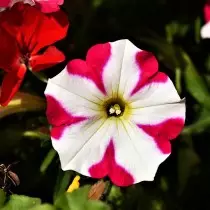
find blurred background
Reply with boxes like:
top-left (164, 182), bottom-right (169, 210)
top-left (0, 0), bottom-right (209, 209)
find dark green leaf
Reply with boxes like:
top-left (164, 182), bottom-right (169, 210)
top-left (53, 170), bottom-right (73, 201)
top-left (182, 52), bottom-right (210, 108)
top-left (0, 189), bottom-right (6, 207)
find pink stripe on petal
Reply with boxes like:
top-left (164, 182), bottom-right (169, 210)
top-left (51, 125), bottom-right (66, 140)
top-left (89, 140), bottom-right (134, 187)
top-left (204, 1), bottom-right (210, 22)
top-left (131, 51), bottom-right (167, 95)
top-left (67, 43), bottom-right (111, 94)
top-left (46, 95), bottom-right (87, 140)
top-left (138, 118), bottom-right (184, 154)
top-left (0, 0), bottom-right (10, 7)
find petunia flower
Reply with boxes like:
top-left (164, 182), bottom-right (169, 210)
top-left (45, 39), bottom-right (186, 187)
top-left (201, 0), bottom-right (210, 38)
top-left (0, 0), bottom-right (63, 13)
top-left (0, 2), bottom-right (69, 106)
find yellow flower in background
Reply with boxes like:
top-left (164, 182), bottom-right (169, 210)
top-left (67, 175), bottom-right (80, 193)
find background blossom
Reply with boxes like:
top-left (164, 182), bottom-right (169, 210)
top-left (0, 2), bottom-right (69, 106)
top-left (0, 0), bottom-right (63, 13)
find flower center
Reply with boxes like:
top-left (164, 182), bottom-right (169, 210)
top-left (20, 53), bottom-right (30, 68)
top-left (104, 98), bottom-right (125, 117)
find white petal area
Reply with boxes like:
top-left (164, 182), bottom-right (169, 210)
top-left (113, 118), bottom-right (169, 182)
top-left (49, 67), bottom-right (105, 103)
top-left (201, 22), bottom-right (210, 39)
top-left (102, 39), bottom-right (141, 99)
top-left (129, 77), bottom-right (181, 107)
top-left (53, 117), bottom-right (116, 175)
top-left (45, 68), bottom-right (105, 117)
top-left (130, 101), bottom-right (185, 125)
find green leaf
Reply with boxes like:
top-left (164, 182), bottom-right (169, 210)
top-left (53, 170), bottom-right (73, 201)
top-left (55, 186), bottom-right (110, 210)
top-left (40, 149), bottom-right (57, 174)
top-left (194, 16), bottom-right (201, 44)
top-left (182, 51), bottom-right (210, 108)
top-left (0, 189), bottom-right (6, 207)
top-left (85, 201), bottom-right (110, 210)
top-left (55, 186), bottom-right (89, 209)
top-left (29, 204), bottom-right (56, 210)
top-left (178, 141), bottom-right (200, 194)
top-left (1, 195), bottom-right (41, 210)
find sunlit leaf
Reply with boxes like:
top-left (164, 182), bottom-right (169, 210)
top-left (29, 204), bottom-right (56, 210)
top-left (1, 195), bottom-right (41, 210)
top-left (55, 186), bottom-right (110, 210)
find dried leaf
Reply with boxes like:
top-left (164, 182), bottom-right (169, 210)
top-left (88, 180), bottom-right (106, 200)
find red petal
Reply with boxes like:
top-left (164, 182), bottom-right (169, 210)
top-left (0, 0), bottom-right (10, 7)
top-left (35, 1), bottom-right (61, 13)
top-left (131, 50), bottom-right (160, 95)
top-left (29, 46), bottom-right (65, 72)
top-left (67, 43), bottom-right (111, 94)
top-left (0, 64), bottom-right (26, 106)
top-left (89, 140), bottom-right (135, 186)
top-left (0, 27), bottom-right (20, 72)
top-left (32, 9), bottom-right (69, 53)
top-left (46, 95), bottom-right (87, 139)
top-left (138, 118), bottom-right (185, 154)
top-left (0, 2), bottom-right (69, 54)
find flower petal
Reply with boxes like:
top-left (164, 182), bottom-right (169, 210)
top-left (46, 95), bottom-right (88, 139)
top-left (129, 73), bottom-right (181, 107)
top-left (0, 0), bottom-right (10, 7)
top-left (204, 1), bottom-right (210, 22)
top-left (102, 40), bottom-right (140, 98)
top-left (0, 65), bottom-right (26, 106)
top-left (35, 0), bottom-right (63, 13)
top-left (101, 39), bottom-right (159, 99)
top-left (52, 117), bottom-right (115, 175)
top-left (90, 119), bottom-right (169, 186)
top-left (67, 43), bottom-right (111, 94)
top-left (131, 102), bottom-right (185, 125)
top-left (201, 21), bottom-right (210, 39)
top-left (45, 67), bottom-right (104, 118)
top-left (30, 46), bottom-right (65, 72)
top-left (138, 118), bottom-right (185, 154)
top-left (0, 27), bottom-right (20, 72)
top-left (0, 2), bottom-right (69, 54)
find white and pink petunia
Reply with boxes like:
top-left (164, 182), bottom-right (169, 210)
top-left (0, 0), bottom-right (63, 13)
top-left (45, 39), bottom-right (186, 187)
top-left (201, 0), bottom-right (210, 38)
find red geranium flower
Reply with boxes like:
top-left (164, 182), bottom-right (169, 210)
top-left (0, 2), bottom-right (69, 106)
top-left (0, 0), bottom-right (64, 13)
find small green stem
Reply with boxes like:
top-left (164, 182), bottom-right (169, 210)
top-left (175, 67), bottom-right (182, 94)
top-left (40, 149), bottom-right (57, 174)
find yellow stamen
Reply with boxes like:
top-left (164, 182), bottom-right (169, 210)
top-left (67, 175), bottom-right (80, 193)
top-left (109, 104), bottom-right (122, 115)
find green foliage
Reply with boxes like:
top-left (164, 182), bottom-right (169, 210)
top-left (0, 187), bottom-right (110, 210)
